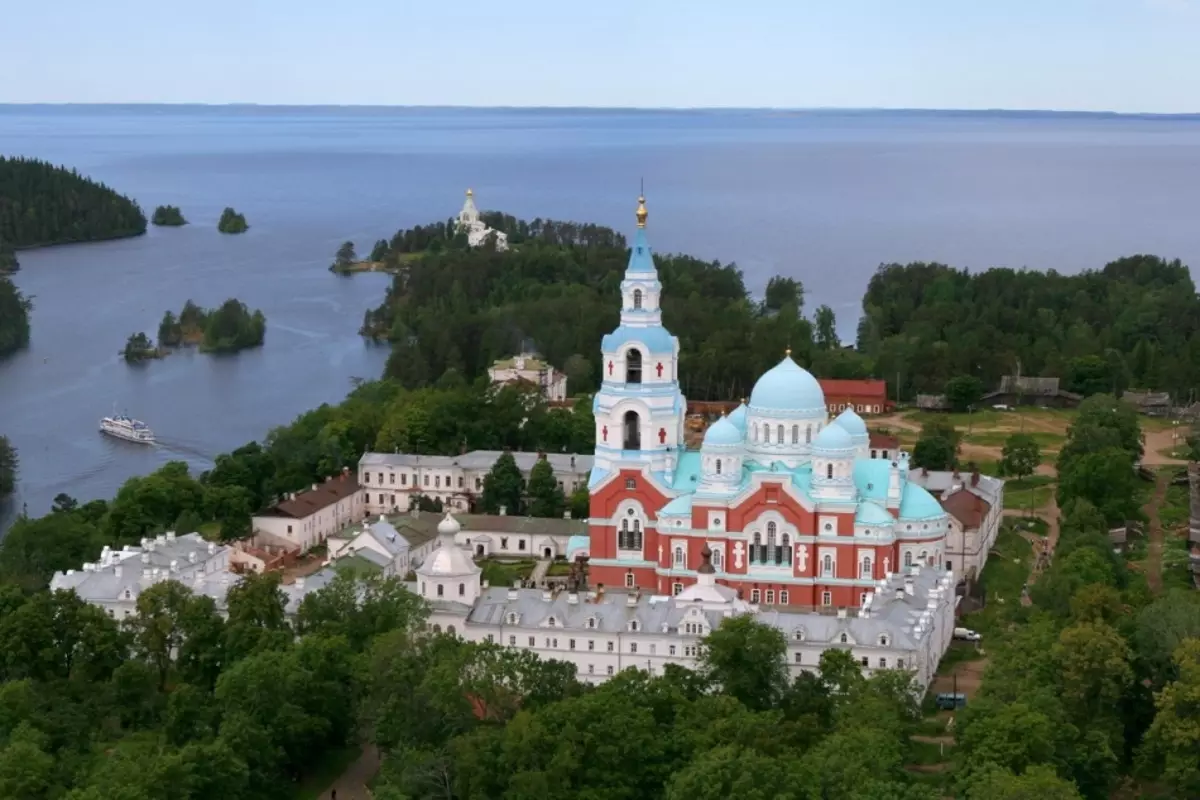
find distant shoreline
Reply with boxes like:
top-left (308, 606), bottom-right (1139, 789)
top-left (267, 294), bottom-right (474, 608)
top-left (2, 104), bottom-right (1199, 120)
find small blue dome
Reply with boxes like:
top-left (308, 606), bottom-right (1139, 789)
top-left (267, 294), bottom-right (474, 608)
top-left (812, 423), bottom-right (854, 452)
top-left (748, 356), bottom-right (825, 414)
top-left (833, 408), bottom-right (868, 438)
top-left (899, 483), bottom-right (945, 520)
top-left (727, 403), bottom-right (748, 432)
top-left (703, 416), bottom-right (743, 447)
top-left (855, 501), bottom-right (895, 526)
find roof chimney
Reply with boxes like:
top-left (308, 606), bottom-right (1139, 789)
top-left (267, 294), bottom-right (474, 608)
top-left (904, 577), bottom-right (914, 596)
top-left (971, 470), bottom-right (980, 487)
top-left (567, 592), bottom-right (579, 605)
top-left (296, 577), bottom-right (306, 591)
top-left (895, 587), bottom-right (905, 601)
top-left (563, 511), bottom-right (572, 520)
top-left (836, 607), bottom-right (847, 619)
top-left (499, 505), bottom-right (507, 516)
top-left (311, 484), bottom-right (318, 492)
top-left (508, 582), bottom-right (519, 600)
top-left (541, 589), bottom-right (552, 602)
top-left (626, 592), bottom-right (638, 607)
top-left (379, 514), bottom-right (386, 523)
top-left (114, 565), bottom-right (122, 579)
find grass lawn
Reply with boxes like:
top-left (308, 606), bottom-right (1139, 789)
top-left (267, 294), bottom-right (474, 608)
top-left (981, 528), bottom-right (1033, 602)
top-left (1160, 483), bottom-right (1190, 531)
top-left (937, 642), bottom-right (986, 674)
top-left (963, 430), bottom-right (1065, 449)
top-left (1002, 475), bottom-right (1055, 511)
top-left (905, 406), bottom-right (1076, 432)
top-left (1158, 445), bottom-right (1192, 460)
top-left (478, 559), bottom-right (537, 587)
top-left (546, 560), bottom-right (574, 576)
top-left (294, 744), bottom-right (360, 800)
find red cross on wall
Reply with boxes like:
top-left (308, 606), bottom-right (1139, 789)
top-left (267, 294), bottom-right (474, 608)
top-left (656, 362), bottom-right (664, 378)
top-left (659, 428), bottom-right (667, 444)
top-left (602, 425), bottom-right (608, 442)
top-left (608, 360), bottom-right (614, 376)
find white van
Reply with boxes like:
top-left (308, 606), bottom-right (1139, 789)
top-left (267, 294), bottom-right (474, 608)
top-left (953, 627), bottom-right (982, 642)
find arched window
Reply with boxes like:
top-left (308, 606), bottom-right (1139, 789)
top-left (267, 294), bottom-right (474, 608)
top-left (447, 625), bottom-right (456, 635)
top-left (437, 584), bottom-right (444, 597)
top-left (792, 424), bottom-right (799, 444)
top-left (767, 521), bottom-right (777, 542)
top-left (826, 463), bottom-right (834, 480)
top-left (839, 633), bottom-right (848, 644)
top-left (626, 349), bottom-right (642, 384)
top-left (777, 424), bottom-right (784, 443)
top-left (919, 550), bottom-right (928, 565)
top-left (806, 425), bottom-right (812, 444)
top-left (715, 459), bottom-right (722, 475)
top-left (674, 546), bottom-right (684, 567)
top-left (861, 557), bottom-right (872, 578)
top-left (421, 582), bottom-right (426, 596)
top-left (633, 289), bottom-right (643, 309)
top-left (764, 426), bottom-right (770, 444)
top-left (620, 519), bottom-right (629, 549)
top-left (433, 623), bottom-right (442, 633)
top-left (752, 424), bottom-right (759, 443)
top-left (623, 410), bottom-right (641, 450)
top-left (752, 531), bottom-right (762, 564)
top-left (712, 549), bottom-right (723, 570)
top-left (904, 551), bottom-right (913, 567)
top-left (458, 582), bottom-right (465, 596)
top-left (781, 533), bottom-right (792, 565)
top-left (823, 554), bottom-right (833, 576)
top-left (633, 520), bottom-right (643, 550)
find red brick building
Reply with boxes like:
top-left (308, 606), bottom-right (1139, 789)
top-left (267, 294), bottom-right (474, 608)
top-left (819, 379), bottom-right (891, 415)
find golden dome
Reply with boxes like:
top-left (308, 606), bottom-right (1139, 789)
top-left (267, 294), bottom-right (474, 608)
top-left (466, 188), bottom-right (473, 197)
top-left (635, 195), bottom-right (648, 228)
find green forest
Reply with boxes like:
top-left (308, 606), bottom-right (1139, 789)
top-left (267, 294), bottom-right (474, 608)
top-left (151, 205), bottom-right (188, 226)
top-left (857, 256), bottom-right (1200, 400)
top-left (0, 239), bottom-right (17, 273)
top-left (361, 214), bottom-right (852, 399)
top-left (218, 208), bottom-right (249, 234)
top-left (0, 277), bottom-right (32, 358)
top-left (0, 156), bottom-right (146, 248)
top-left (360, 213), bottom-right (1200, 403)
top-left (122, 332), bottom-right (159, 363)
top-left (158, 299), bottom-right (266, 354)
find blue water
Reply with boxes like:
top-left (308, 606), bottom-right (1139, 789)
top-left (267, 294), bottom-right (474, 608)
top-left (2, 106), bottom-right (1200, 527)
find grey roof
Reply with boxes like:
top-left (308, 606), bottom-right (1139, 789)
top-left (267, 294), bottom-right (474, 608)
top-left (364, 519), bottom-right (410, 555)
top-left (360, 450), bottom-right (593, 475)
top-left (463, 567), bottom-right (953, 652)
top-left (906, 468), bottom-right (1004, 506)
top-left (50, 532), bottom-right (226, 602)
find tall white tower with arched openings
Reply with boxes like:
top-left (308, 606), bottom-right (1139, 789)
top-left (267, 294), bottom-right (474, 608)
top-left (592, 195), bottom-right (686, 478)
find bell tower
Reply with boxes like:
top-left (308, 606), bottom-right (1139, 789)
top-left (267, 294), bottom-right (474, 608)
top-left (592, 194), bottom-right (686, 477)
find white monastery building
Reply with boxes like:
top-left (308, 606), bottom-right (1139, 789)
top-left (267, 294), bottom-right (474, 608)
top-left (456, 188), bottom-right (508, 250)
top-left (488, 353), bottom-right (569, 402)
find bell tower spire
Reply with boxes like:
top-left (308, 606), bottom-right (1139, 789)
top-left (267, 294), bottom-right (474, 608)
top-left (592, 190), bottom-right (686, 476)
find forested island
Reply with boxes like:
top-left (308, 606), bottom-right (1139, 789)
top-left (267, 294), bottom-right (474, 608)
top-left (217, 207), bottom-right (248, 234)
top-left (151, 205), bottom-right (187, 226)
top-left (157, 299), bottom-right (265, 354)
top-left (0, 156), bottom-right (146, 248)
top-left (0, 277), bottom-right (32, 358)
top-left (121, 332), bottom-right (160, 363)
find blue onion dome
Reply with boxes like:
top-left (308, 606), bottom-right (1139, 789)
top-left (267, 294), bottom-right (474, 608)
top-left (898, 483), bottom-right (945, 520)
top-left (855, 501), bottom-right (895, 526)
top-left (703, 415), bottom-right (743, 448)
top-left (832, 407), bottom-right (868, 438)
top-left (727, 403), bottom-right (748, 432)
top-left (811, 422), bottom-right (854, 454)
top-left (748, 354), bottom-right (826, 415)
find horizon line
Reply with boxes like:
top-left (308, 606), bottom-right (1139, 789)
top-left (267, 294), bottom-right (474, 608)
top-left (2, 102), bottom-right (1200, 118)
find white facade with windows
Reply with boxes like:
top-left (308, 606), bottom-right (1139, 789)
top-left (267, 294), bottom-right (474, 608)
top-left (359, 450), bottom-right (592, 514)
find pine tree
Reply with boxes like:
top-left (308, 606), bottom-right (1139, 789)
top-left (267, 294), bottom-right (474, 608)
top-left (526, 457), bottom-right (565, 518)
top-left (480, 452), bottom-right (524, 515)
top-left (0, 435), bottom-right (16, 496)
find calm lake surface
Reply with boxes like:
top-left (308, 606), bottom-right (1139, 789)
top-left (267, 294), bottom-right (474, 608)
top-left (3, 106), bottom-right (1200, 528)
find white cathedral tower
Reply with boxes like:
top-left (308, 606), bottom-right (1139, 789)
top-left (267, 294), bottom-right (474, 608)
top-left (592, 195), bottom-right (687, 479)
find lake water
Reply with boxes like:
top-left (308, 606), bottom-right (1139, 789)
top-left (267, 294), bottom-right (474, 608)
top-left (3, 105), bottom-right (1200, 528)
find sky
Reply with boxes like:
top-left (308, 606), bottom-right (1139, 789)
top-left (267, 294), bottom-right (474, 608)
top-left (3, 0), bottom-right (1200, 112)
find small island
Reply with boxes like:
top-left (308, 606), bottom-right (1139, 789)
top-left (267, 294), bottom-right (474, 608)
top-left (158, 298), bottom-right (265, 354)
top-left (0, 156), bottom-right (146, 248)
top-left (0, 277), bottom-right (32, 358)
top-left (217, 207), bottom-right (249, 234)
top-left (121, 332), bottom-right (161, 363)
top-left (151, 205), bottom-right (188, 226)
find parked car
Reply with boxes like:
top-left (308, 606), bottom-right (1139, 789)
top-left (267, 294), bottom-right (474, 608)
top-left (953, 627), bottom-right (982, 642)
top-left (935, 692), bottom-right (968, 710)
